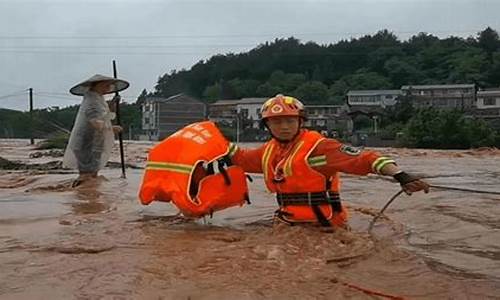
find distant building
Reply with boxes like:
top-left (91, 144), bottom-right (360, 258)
top-left (347, 90), bottom-right (401, 109)
top-left (209, 98), bottom-right (354, 135)
top-left (235, 98), bottom-right (267, 128)
top-left (475, 89), bottom-right (500, 125)
top-left (305, 105), bottom-right (347, 128)
top-left (304, 105), bottom-right (352, 132)
top-left (306, 105), bottom-right (346, 116)
top-left (401, 84), bottom-right (476, 110)
top-left (208, 99), bottom-right (238, 125)
top-left (141, 94), bottom-right (206, 141)
top-left (477, 89), bottom-right (500, 109)
top-left (209, 98), bottom-right (267, 128)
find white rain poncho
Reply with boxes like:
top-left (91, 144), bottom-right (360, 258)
top-left (63, 91), bottom-right (115, 173)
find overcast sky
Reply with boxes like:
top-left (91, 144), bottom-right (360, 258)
top-left (1, 0), bottom-right (499, 111)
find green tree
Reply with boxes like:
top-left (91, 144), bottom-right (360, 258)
top-left (368, 47), bottom-right (405, 74)
top-left (384, 57), bottom-right (422, 87)
top-left (406, 32), bottom-right (439, 53)
top-left (330, 71), bottom-right (392, 96)
top-left (203, 83), bottom-right (221, 102)
top-left (291, 81), bottom-right (329, 104)
top-left (119, 102), bottom-right (142, 138)
top-left (267, 70), bottom-right (307, 93)
top-left (402, 108), bottom-right (497, 149)
top-left (485, 52), bottom-right (500, 86)
top-left (478, 27), bottom-right (500, 56)
top-left (446, 48), bottom-right (488, 83)
top-left (256, 82), bottom-right (282, 97)
top-left (227, 78), bottom-right (261, 99)
top-left (148, 27), bottom-right (500, 103)
top-left (136, 89), bottom-right (148, 105)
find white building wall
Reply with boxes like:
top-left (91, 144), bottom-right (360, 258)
top-left (142, 100), bottom-right (156, 130)
top-left (237, 103), bottom-right (262, 128)
top-left (237, 103), bottom-right (261, 120)
top-left (477, 94), bottom-right (500, 109)
top-left (347, 90), bottom-right (401, 108)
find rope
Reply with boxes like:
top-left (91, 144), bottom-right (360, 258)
top-left (368, 184), bottom-right (500, 233)
top-left (368, 190), bottom-right (404, 233)
top-left (333, 278), bottom-right (406, 300)
top-left (358, 183), bottom-right (500, 297)
top-left (429, 184), bottom-right (500, 196)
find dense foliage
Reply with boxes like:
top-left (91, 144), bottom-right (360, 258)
top-left (153, 28), bottom-right (500, 104)
top-left (2, 27), bottom-right (500, 148)
top-left (397, 107), bottom-right (499, 149)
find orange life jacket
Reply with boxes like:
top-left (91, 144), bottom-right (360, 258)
top-left (262, 130), bottom-right (348, 227)
top-left (139, 121), bottom-right (249, 218)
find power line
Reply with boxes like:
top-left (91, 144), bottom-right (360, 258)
top-left (34, 93), bottom-right (79, 101)
top-left (0, 44), bottom-right (255, 49)
top-left (0, 49), bottom-right (371, 56)
top-left (0, 50), bottom-right (220, 55)
top-left (35, 91), bottom-right (71, 96)
top-left (0, 91), bottom-right (27, 100)
top-left (36, 89), bottom-right (138, 97)
top-left (0, 28), bottom-right (487, 57)
top-left (35, 92), bottom-right (138, 102)
top-left (0, 29), bottom-right (484, 40)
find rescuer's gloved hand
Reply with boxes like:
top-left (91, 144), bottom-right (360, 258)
top-left (393, 171), bottom-right (430, 195)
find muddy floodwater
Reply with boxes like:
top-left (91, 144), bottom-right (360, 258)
top-left (1, 139), bottom-right (499, 299)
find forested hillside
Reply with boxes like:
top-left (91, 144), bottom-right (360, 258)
top-left (152, 28), bottom-right (500, 104)
top-left (2, 28), bottom-right (500, 148)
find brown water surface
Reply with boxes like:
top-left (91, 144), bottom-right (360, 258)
top-left (1, 140), bottom-right (499, 299)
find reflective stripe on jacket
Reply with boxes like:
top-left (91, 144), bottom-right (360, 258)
top-left (139, 121), bottom-right (249, 218)
top-left (261, 130), bottom-right (347, 226)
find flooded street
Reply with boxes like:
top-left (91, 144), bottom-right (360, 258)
top-left (1, 139), bottom-right (499, 299)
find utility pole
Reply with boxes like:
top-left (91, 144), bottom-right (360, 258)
top-left (29, 88), bottom-right (34, 145)
top-left (112, 60), bottom-right (126, 178)
top-left (236, 113), bottom-right (240, 143)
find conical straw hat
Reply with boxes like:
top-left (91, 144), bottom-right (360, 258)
top-left (70, 74), bottom-right (129, 96)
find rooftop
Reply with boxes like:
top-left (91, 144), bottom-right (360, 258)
top-left (145, 93), bottom-right (202, 103)
top-left (401, 84), bottom-right (475, 90)
top-left (211, 97), bottom-right (267, 106)
top-left (477, 88), bottom-right (500, 95)
top-left (347, 90), bottom-right (401, 96)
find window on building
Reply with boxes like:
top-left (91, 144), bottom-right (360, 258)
top-left (144, 117), bottom-right (150, 124)
top-left (484, 97), bottom-right (496, 106)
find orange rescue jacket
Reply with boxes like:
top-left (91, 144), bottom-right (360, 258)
top-left (139, 121), bottom-right (249, 218)
top-left (261, 130), bottom-right (348, 227)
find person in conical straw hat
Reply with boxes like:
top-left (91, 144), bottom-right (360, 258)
top-left (63, 74), bottom-right (130, 186)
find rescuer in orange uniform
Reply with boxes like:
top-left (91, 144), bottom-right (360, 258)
top-left (228, 94), bottom-right (429, 228)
